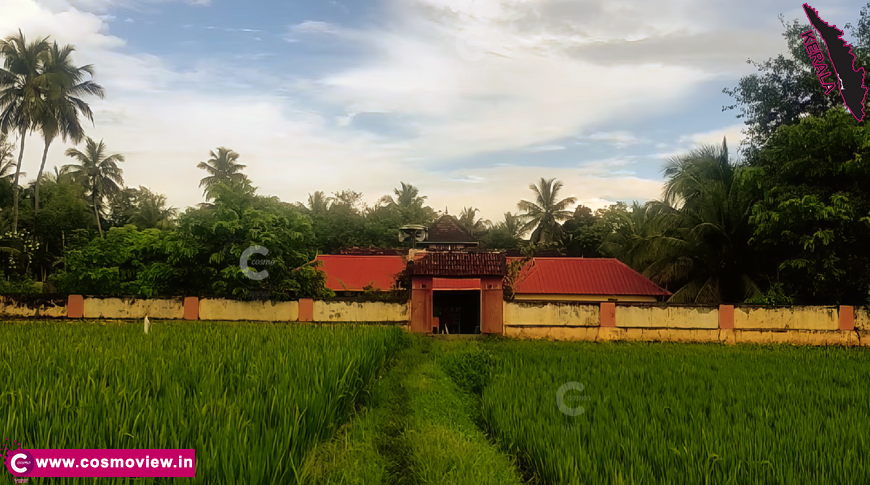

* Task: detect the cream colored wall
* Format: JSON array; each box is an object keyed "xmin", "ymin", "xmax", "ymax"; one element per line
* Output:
[
  {"xmin": 83, "ymin": 298, "xmax": 185, "ymax": 319},
  {"xmin": 504, "ymin": 301, "xmax": 599, "ymax": 327},
  {"xmin": 855, "ymin": 307, "xmax": 869, "ymax": 331},
  {"xmin": 514, "ymin": 294, "xmax": 657, "ymax": 303},
  {"xmin": 616, "ymin": 305, "xmax": 719, "ymax": 329},
  {"xmin": 734, "ymin": 306, "xmax": 839, "ymax": 331},
  {"xmin": 199, "ymin": 299, "xmax": 299, "ymax": 322},
  {"xmin": 504, "ymin": 326, "xmax": 867, "ymax": 346},
  {"xmin": 0, "ymin": 296, "xmax": 67, "ymax": 318},
  {"xmin": 314, "ymin": 300, "xmax": 409, "ymax": 322}
]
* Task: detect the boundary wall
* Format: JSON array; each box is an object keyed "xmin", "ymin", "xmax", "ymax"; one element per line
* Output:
[
  {"xmin": 0, "ymin": 296, "xmax": 408, "ymax": 324},
  {"xmin": 503, "ymin": 301, "xmax": 869, "ymax": 346},
  {"xmin": 1, "ymin": 295, "xmax": 867, "ymax": 346}
]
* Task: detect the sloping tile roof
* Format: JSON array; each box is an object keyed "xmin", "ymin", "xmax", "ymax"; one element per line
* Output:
[
  {"xmin": 411, "ymin": 252, "xmax": 506, "ymax": 276},
  {"xmin": 508, "ymin": 257, "xmax": 671, "ymax": 296},
  {"xmin": 317, "ymin": 254, "xmax": 669, "ymax": 296},
  {"xmin": 316, "ymin": 255, "xmax": 406, "ymax": 291},
  {"xmin": 425, "ymin": 215, "xmax": 476, "ymax": 243}
]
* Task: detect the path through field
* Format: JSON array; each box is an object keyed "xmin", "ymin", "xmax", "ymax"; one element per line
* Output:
[{"xmin": 300, "ymin": 336, "xmax": 525, "ymax": 485}]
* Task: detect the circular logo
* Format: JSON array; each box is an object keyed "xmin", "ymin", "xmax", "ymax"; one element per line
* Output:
[
  {"xmin": 224, "ymin": 238, "xmax": 285, "ymax": 298},
  {"xmin": 240, "ymin": 245, "xmax": 271, "ymax": 281},
  {"xmin": 556, "ymin": 381, "xmax": 589, "ymax": 417},
  {"xmin": 455, "ymin": 29, "xmax": 492, "ymax": 62},
  {"xmin": 7, "ymin": 450, "xmax": 35, "ymax": 477}
]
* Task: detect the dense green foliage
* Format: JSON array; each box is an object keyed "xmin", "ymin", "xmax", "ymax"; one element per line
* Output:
[
  {"xmin": 481, "ymin": 339, "xmax": 870, "ymax": 485},
  {"xmin": 0, "ymin": 321, "xmax": 407, "ymax": 484}
]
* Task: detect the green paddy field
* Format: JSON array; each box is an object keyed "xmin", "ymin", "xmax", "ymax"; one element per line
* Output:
[{"xmin": 2, "ymin": 320, "xmax": 869, "ymax": 484}]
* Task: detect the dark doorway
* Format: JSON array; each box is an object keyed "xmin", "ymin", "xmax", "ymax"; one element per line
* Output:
[{"xmin": 433, "ymin": 290, "xmax": 481, "ymax": 334}]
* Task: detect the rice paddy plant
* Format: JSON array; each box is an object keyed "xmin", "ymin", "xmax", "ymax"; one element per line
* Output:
[
  {"xmin": 0, "ymin": 321, "xmax": 407, "ymax": 484},
  {"xmin": 481, "ymin": 340, "xmax": 870, "ymax": 485}
]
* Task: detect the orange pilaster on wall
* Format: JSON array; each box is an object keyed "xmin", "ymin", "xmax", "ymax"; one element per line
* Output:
[
  {"xmin": 839, "ymin": 305, "xmax": 855, "ymax": 331},
  {"xmin": 480, "ymin": 276, "xmax": 504, "ymax": 334},
  {"xmin": 299, "ymin": 298, "xmax": 314, "ymax": 322},
  {"xmin": 183, "ymin": 297, "xmax": 199, "ymax": 320},
  {"xmin": 410, "ymin": 276, "xmax": 433, "ymax": 333},
  {"xmin": 719, "ymin": 304, "xmax": 734, "ymax": 329},
  {"xmin": 600, "ymin": 302, "xmax": 616, "ymax": 327},
  {"xmin": 68, "ymin": 295, "xmax": 84, "ymax": 318}
]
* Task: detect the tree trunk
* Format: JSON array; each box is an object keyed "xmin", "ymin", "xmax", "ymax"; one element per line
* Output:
[
  {"xmin": 93, "ymin": 195, "xmax": 104, "ymax": 238},
  {"xmin": 11, "ymin": 125, "xmax": 26, "ymax": 233},
  {"xmin": 35, "ymin": 138, "xmax": 51, "ymax": 215}
]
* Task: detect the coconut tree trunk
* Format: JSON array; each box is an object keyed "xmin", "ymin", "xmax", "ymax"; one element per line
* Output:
[
  {"xmin": 35, "ymin": 138, "xmax": 51, "ymax": 215},
  {"xmin": 93, "ymin": 194, "xmax": 104, "ymax": 238},
  {"xmin": 11, "ymin": 125, "xmax": 27, "ymax": 234}
]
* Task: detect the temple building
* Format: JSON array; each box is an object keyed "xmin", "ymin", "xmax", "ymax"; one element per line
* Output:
[{"xmin": 315, "ymin": 215, "xmax": 670, "ymax": 335}]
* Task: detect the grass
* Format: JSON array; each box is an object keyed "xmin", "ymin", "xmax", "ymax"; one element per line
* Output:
[
  {"xmin": 5, "ymin": 321, "xmax": 870, "ymax": 484},
  {"xmin": 301, "ymin": 336, "xmax": 524, "ymax": 485},
  {"xmin": 480, "ymin": 339, "xmax": 870, "ymax": 485},
  {"xmin": 0, "ymin": 320, "xmax": 407, "ymax": 484}
]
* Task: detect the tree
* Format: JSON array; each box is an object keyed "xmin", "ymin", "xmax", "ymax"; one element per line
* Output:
[
  {"xmin": 0, "ymin": 30, "xmax": 50, "ymax": 233},
  {"xmin": 750, "ymin": 107, "xmax": 870, "ymax": 304},
  {"xmin": 34, "ymin": 41, "xmax": 104, "ymax": 215},
  {"xmin": 127, "ymin": 187, "xmax": 177, "ymax": 230},
  {"xmin": 458, "ymin": 207, "xmax": 491, "ymax": 237},
  {"xmin": 562, "ymin": 205, "xmax": 603, "ymax": 257},
  {"xmin": 303, "ymin": 191, "xmax": 333, "ymax": 215},
  {"xmin": 481, "ymin": 212, "xmax": 523, "ymax": 249},
  {"xmin": 618, "ymin": 140, "xmax": 762, "ymax": 303},
  {"xmin": 379, "ymin": 182, "xmax": 436, "ymax": 226},
  {"xmin": 0, "ymin": 132, "xmax": 22, "ymax": 182},
  {"xmin": 723, "ymin": 4, "xmax": 870, "ymax": 162},
  {"xmin": 62, "ymin": 137, "xmax": 125, "ymax": 238},
  {"xmin": 197, "ymin": 147, "xmax": 248, "ymax": 201},
  {"xmin": 166, "ymin": 182, "xmax": 327, "ymax": 299},
  {"xmin": 303, "ymin": 190, "xmax": 373, "ymax": 253},
  {"xmin": 517, "ymin": 177, "xmax": 576, "ymax": 245}
]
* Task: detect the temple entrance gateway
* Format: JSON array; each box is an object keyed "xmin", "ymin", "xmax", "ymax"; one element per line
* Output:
[{"xmin": 409, "ymin": 252, "xmax": 506, "ymax": 334}]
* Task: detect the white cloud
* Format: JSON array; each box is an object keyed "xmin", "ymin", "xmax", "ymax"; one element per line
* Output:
[
  {"xmin": 581, "ymin": 131, "xmax": 649, "ymax": 147},
  {"xmin": 524, "ymin": 144, "xmax": 565, "ymax": 152},
  {"xmin": 291, "ymin": 20, "xmax": 343, "ymax": 35},
  {"xmin": 681, "ymin": 123, "xmax": 746, "ymax": 149},
  {"xmin": 0, "ymin": 0, "xmax": 788, "ymax": 223}
]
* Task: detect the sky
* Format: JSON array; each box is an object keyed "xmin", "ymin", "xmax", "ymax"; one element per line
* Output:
[{"xmin": 0, "ymin": 0, "xmax": 867, "ymax": 224}]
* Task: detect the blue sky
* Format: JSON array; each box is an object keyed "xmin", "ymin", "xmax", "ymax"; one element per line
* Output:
[{"xmin": 2, "ymin": 0, "xmax": 868, "ymax": 222}]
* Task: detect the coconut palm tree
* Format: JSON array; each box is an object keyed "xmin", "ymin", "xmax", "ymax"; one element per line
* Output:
[
  {"xmin": 458, "ymin": 207, "xmax": 491, "ymax": 237},
  {"xmin": 0, "ymin": 30, "xmax": 51, "ymax": 232},
  {"xmin": 611, "ymin": 139, "xmax": 762, "ymax": 304},
  {"xmin": 197, "ymin": 147, "xmax": 248, "ymax": 201},
  {"xmin": 379, "ymin": 182, "xmax": 434, "ymax": 224},
  {"xmin": 381, "ymin": 182, "xmax": 427, "ymax": 210},
  {"xmin": 306, "ymin": 191, "xmax": 333, "ymax": 214},
  {"xmin": 499, "ymin": 212, "xmax": 525, "ymax": 238},
  {"xmin": 128, "ymin": 188, "xmax": 177, "ymax": 230},
  {"xmin": 517, "ymin": 177, "xmax": 577, "ymax": 244},
  {"xmin": 33, "ymin": 41, "xmax": 104, "ymax": 215},
  {"xmin": 62, "ymin": 137, "xmax": 125, "ymax": 238}
]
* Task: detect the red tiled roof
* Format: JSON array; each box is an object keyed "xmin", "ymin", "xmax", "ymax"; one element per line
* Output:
[
  {"xmin": 509, "ymin": 258, "xmax": 671, "ymax": 296},
  {"xmin": 411, "ymin": 252, "xmax": 506, "ymax": 276},
  {"xmin": 316, "ymin": 255, "xmax": 406, "ymax": 291},
  {"xmin": 433, "ymin": 278, "xmax": 480, "ymax": 290}
]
